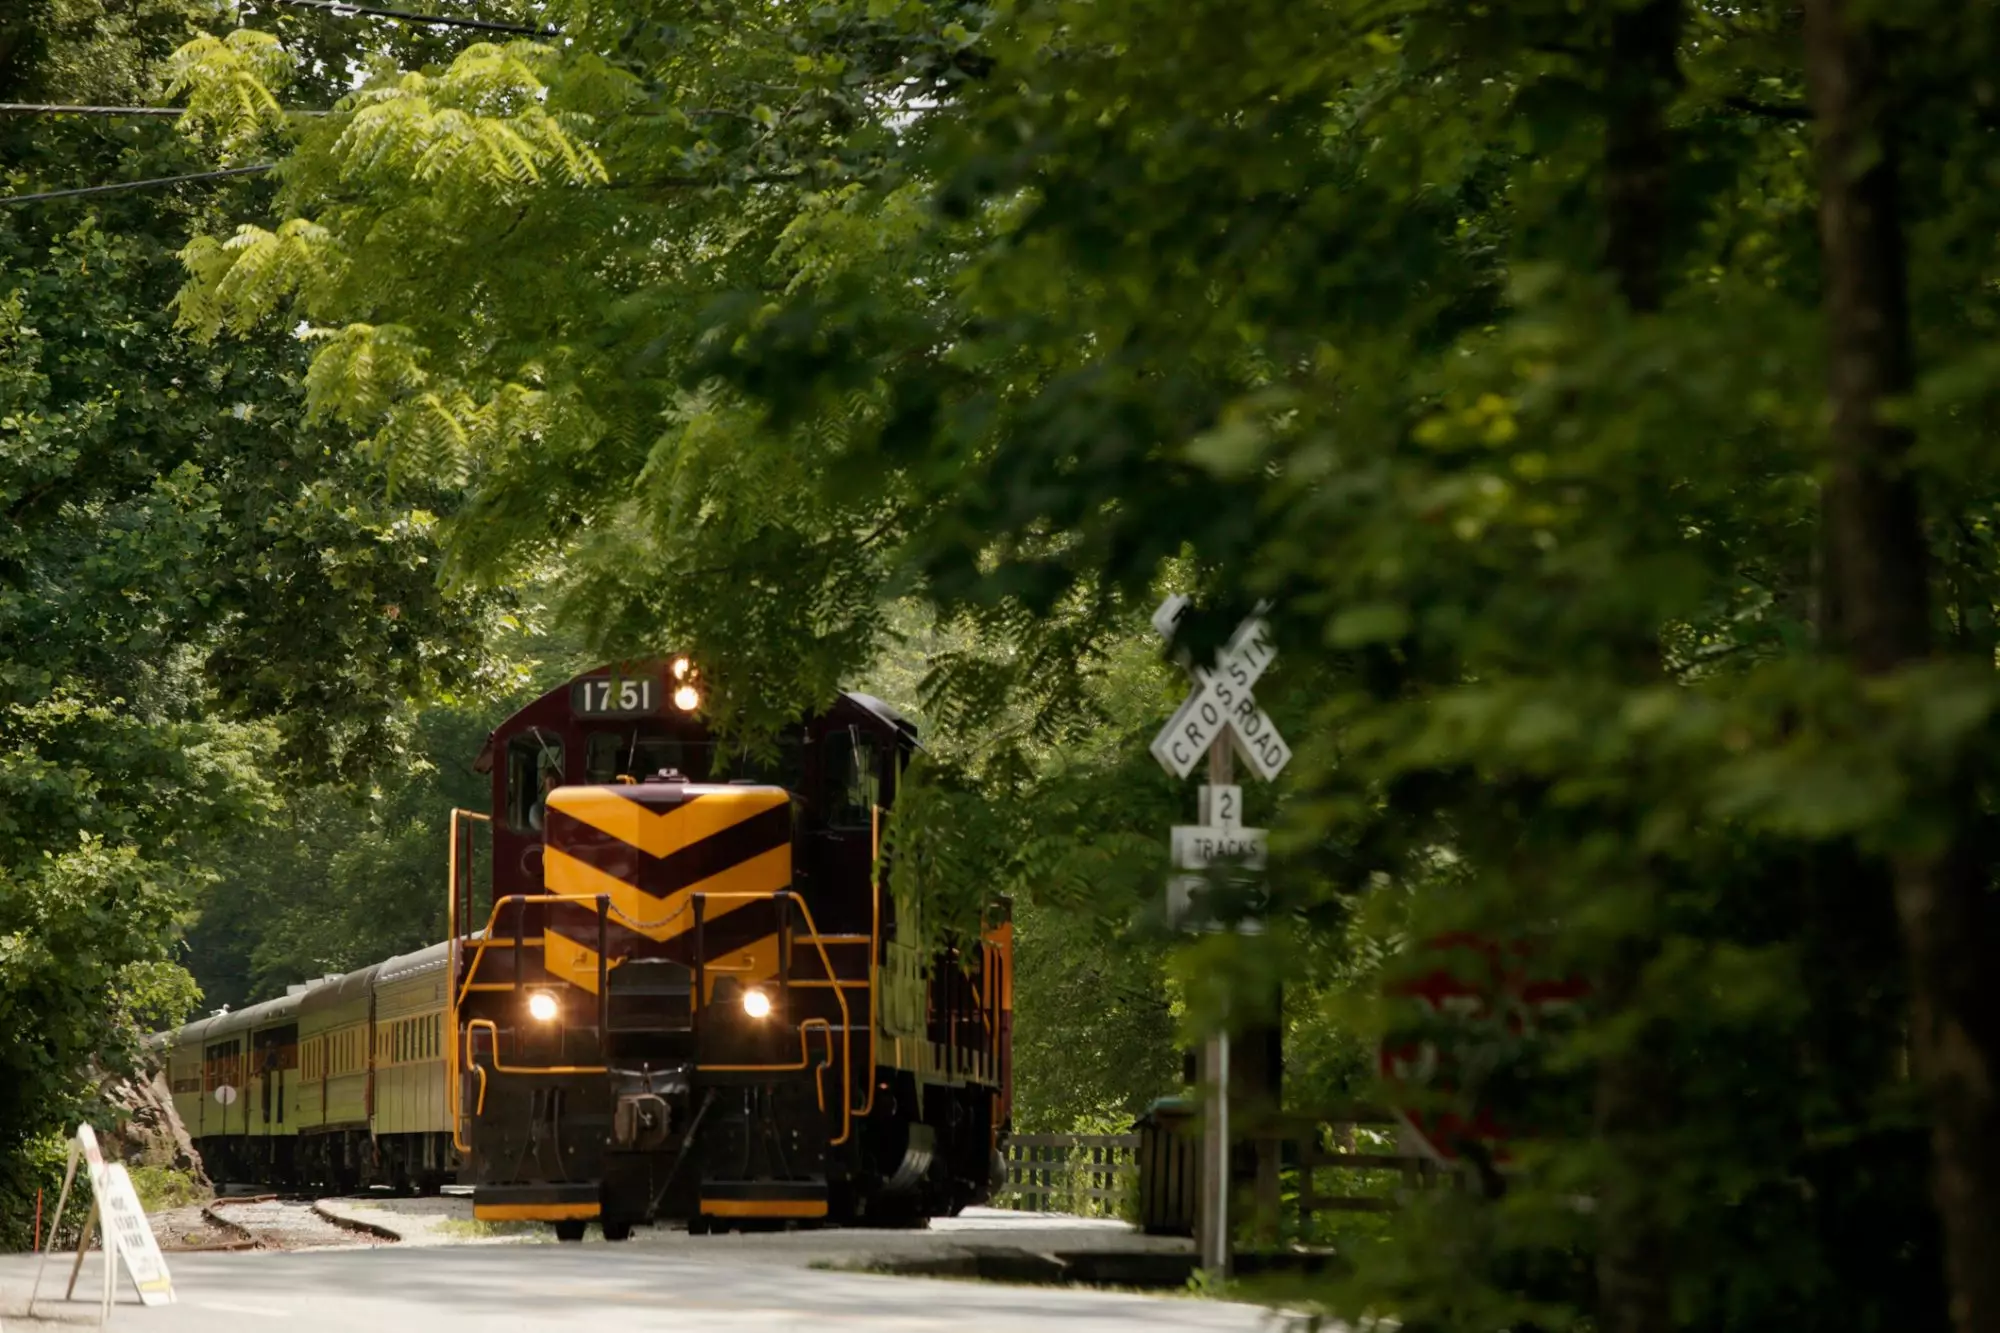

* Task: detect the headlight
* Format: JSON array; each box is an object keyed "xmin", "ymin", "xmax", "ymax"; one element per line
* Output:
[
  {"xmin": 672, "ymin": 656, "xmax": 692, "ymax": 681},
  {"xmin": 672, "ymin": 684, "xmax": 701, "ymax": 712},
  {"xmin": 527, "ymin": 991, "xmax": 560, "ymax": 1023},
  {"xmin": 741, "ymin": 988, "xmax": 771, "ymax": 1020}
]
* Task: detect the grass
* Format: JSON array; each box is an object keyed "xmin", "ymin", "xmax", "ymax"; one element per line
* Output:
[{"xmin": 128, "ymin": 1165, "xmax": 211, "ymax": 1214}]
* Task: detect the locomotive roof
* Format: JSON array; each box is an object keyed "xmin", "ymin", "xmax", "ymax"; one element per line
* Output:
[
  {"xmin": 843, "ymin": 691, "xmax": 917, "ymax": 736},
  {"xmin": 473, "ymin": 666, "xmax": 917, "ymax": 774}
]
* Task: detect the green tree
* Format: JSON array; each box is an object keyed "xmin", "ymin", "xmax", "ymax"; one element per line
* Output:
[
  {"xmin": 1, "ymin": 0, "xmax": 493, "ymax": 1247},
  {"xmin": 162, "ymin": 2, "xmax": 2000, "ymax": 1330}
]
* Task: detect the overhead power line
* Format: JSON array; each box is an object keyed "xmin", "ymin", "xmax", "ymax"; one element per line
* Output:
[
  {"xmin": 269, "ymin": 0, "xmax": 559, "ymax": 36},
  {"xmin": 0, "ymin": 102, "xmax": 330, "ymax": 118},
  {"xmin": 1, "ymin": 102, "xmax": 183, "ymax": 117},
  {"xmin": 0, "ymin": 163, "xmax": 275, "ymax": 207}
]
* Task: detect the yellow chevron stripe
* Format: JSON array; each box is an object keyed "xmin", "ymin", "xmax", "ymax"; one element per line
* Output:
[
  {"xmin": 543, "ymin": 842, "xmax": 791, "ymax": 941},
  {"xmin": 549, "ymin": 786, "xmax": 785, "ymax": 859}
]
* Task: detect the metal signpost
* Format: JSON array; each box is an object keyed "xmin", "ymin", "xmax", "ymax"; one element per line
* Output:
[{"xmin": 1150, "ymin": 595, "xmax": 1291, "ymax": 1276}]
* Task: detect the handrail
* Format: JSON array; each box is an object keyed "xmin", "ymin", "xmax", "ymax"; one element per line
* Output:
[
  {"xmin": 464, "ymin": 1019, "xmax": 607, "ymax": 1075},
  {"xmin": 453, "ymin": 885, "xmax": 856, "ymax": 1143},
  {"xmin": 856, "ymin": 804, "xmax": 883, "ymax": 1120},
  {"xmin": 446, "ymin": 808, "xmax": 490, "ymax": 1154},
  {"xmin": 691, "ymin": 890, "xmax": 854, "ymax": 1145},
  {"xmin": 699, "ymin": 1017, "xmax": 837, "ymax": 1114}
]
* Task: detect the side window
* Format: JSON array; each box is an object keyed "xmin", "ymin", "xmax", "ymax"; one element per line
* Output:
[
  {"xmin": 822, "ymin": 728, "xmax": 881, "ymax": 830},
  {"xmin": 506, "ymin": 732, "xmax": 565, "ymax": 833}
]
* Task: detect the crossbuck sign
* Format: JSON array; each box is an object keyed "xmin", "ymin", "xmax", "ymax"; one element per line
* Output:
[
  {"xmin": 1148, "ymin": 596, "xmax": 1293, "ymax": 782},
  {"xmin": 1148, "ymin": 595, "xmax": 1292, "ymax": 1276},
  {"xmin": 1151, "ymin": 595, "xmax": 1292, "ymax": 925}
]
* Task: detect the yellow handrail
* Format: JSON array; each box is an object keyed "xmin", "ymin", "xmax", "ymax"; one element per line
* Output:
[
  {"xmin": 693, "ymin": 891, "xmax": 855, "ymax": 1145},
  {"xmin": 464, "ymin": 1019, "xmax": 608, "ymax": 1076},
  {"xmin": 699, "ymin": 1018, "xmax": 837, "ymax": 1114},
  {"xmin": 447, "ymin": 808, "xmax": 490, "ymax": 1154},
  {"xmin": 453, "ymin": 885, "xmax": 857, "ymax": 1143},
  {"xmin": 855, "ymin": 804, "xmax": 883, "ymax": 1120}
]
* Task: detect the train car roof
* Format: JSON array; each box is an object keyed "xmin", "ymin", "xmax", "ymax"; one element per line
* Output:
[
  {"xmin": 376, "ymin": 941, "xmax": 450, "ymax": 985},
  {"xmin": 203, "ymin": 988, "xmax": 305, "ymax": 1040},
  {"xmin": 298, "ymin": 962, "xmax": 381, "ymax": 1017},
  {"xmin": 153, "ymin": 1014, "xmax": 207, "ymax": 1050}
]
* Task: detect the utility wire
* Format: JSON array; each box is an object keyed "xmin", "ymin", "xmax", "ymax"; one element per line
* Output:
[
  {"xmin": 0, "ymin": 163, "xmax": 275, "ymax": 207},
  {"xmin": 0, "ymin": 102, "xmax": 330, "ymax": 118},
  {"xmin": 268, "ymin": 0, "xmax": 558, "ymax": 36},
  {"xmin": 0, "ymin": 102, "xmax": 183, "ymax": 117}
]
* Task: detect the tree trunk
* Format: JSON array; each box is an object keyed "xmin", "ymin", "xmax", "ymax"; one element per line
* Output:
[
  {"xmin": 1802, "ymin": 4, "xmax": 2000, "ymax": 1332},
  {"xmin": 1592, "ymin": 8, "xmax": 1683, "ymax": 1333}
]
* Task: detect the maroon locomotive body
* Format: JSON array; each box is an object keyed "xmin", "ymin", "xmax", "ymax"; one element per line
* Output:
[{"xmin": 449, "ymin": 659, "xmax": 1012, "ymax": 1236}]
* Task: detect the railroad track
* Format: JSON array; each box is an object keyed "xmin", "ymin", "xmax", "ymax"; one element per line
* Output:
[{"xmin": 202, "ymin": 1195, "xmax": 390, "ymax": 1251}]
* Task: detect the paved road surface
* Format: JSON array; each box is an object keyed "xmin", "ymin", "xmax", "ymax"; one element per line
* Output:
[{"xmin": 1, "ymin": 1240, "xmax": 1279, "ymax": 1331}]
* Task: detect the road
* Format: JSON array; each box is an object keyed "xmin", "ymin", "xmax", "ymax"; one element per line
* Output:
[{"xmin": 0, "ymin": 1229, "xmax": 1280, "ymax": 1332}]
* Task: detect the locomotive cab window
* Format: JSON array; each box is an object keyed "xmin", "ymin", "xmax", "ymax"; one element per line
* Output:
[
  {"xmin": 823, "ymin": 728, "xmax": 880, "ymax": 829},
  {"xmin": 506, "ymin": 732, "xmax": 565, "ymax": 832},
  {"xmin": 586, "ymin": 731, "xmax": 689, "ymax": 784},
  {"xmin": 724, "ymin": 734, "xmax": 805, "ymax": 793}
]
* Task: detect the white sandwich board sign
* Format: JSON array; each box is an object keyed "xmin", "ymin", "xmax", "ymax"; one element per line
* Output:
[{"xmin": 27, "ymin": 1122, "xmax": 176, "ymax": 1324}]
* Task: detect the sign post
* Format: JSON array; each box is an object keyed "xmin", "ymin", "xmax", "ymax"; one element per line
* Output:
[
  {"xmin": 27, "ymin": 1125, "xmax": 176, "ymax": 1325},
  {"xmin": 1151, "ymin": 596, "xmax": 1291, "ymax": 1275}
]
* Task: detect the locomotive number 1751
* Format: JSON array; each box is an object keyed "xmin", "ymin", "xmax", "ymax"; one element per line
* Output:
[{"xmin": 570, "ymin": 676, "xmax": 659, "ymax": 718}]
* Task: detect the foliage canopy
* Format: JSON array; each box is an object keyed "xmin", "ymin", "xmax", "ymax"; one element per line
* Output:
[{"xmin": 74, "ymin": 0, "xmax": 2000, "ymax": 1329}]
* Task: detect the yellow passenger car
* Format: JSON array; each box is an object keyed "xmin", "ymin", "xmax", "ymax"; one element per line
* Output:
[
  {"xmin": 372, "ymin": 942, "xmax": 454, "ymax": 1192},
  {"xmin": 190, "ymin": 992, "xmax": 303, "ymax": 1184},
  {"xmin": 163, "ymin": 1017, "xmax": 212, "ymax": 1150},
  {"xmin": 296, "ymin": 963, "xmax": 378, "ymax": 1190}
]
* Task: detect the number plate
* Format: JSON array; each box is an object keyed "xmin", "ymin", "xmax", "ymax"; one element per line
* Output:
[{"xmin": 570, "ymin": 675, "xmax": 661, "ymax": 718}]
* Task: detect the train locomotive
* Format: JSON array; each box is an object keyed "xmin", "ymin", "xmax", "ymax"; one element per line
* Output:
[{"xmin": 154, "ymin": 658, "xmax": 1014, "ymax": 1237}]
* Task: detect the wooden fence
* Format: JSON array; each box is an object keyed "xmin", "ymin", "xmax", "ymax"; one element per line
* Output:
[
  {"xmin": 993, "ymin": 1110, "xmax": 1438, "ymax": 1234},
  {"xmin": 1261, "ymin": 1108, "xmax": 1439, "ymax": 1231},
  {"xmin": 996, "ymin": 1132, "xmax": 1140, "ymax": 1217}
]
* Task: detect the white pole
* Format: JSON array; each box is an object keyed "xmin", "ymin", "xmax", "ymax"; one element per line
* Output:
[
  {"xmin": 1201, "ymin": 1029, "xmax": 1231, "ymax": 1274},
  {"xmin": 1199, "ymin": 737, "xmax": 1233, "ymax": 1277}
]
